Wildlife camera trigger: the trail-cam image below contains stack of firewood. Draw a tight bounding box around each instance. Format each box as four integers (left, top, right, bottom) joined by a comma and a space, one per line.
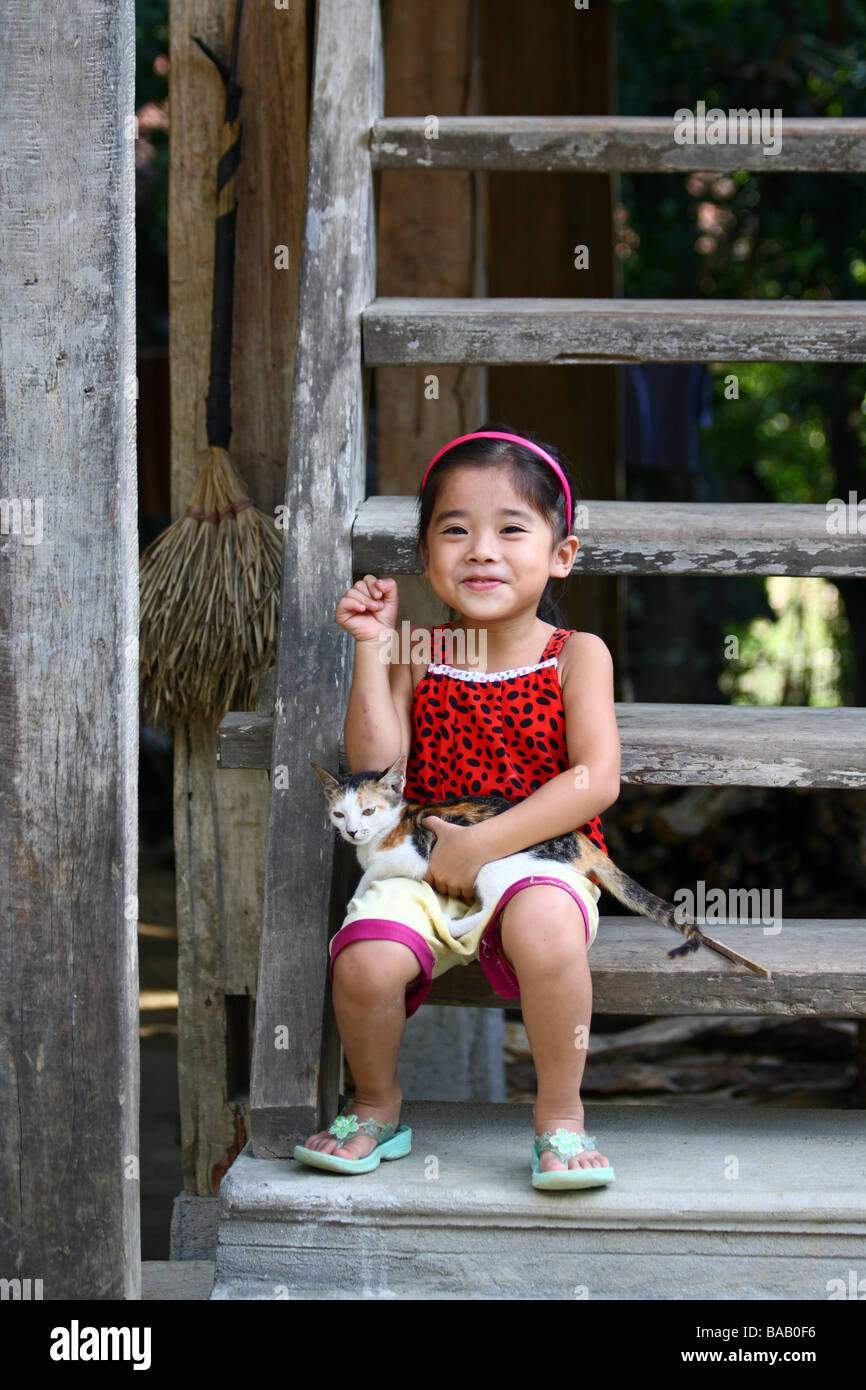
603, 783, 866, 917
505, 1015, 859, 1107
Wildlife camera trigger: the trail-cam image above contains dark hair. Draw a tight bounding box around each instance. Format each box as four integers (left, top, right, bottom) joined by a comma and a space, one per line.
416, 420, 580, 626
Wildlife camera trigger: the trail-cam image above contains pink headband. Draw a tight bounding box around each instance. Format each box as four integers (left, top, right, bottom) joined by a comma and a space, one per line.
420, 431, 572, 531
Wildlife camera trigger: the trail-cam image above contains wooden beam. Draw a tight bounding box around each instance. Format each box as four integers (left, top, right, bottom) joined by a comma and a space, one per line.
614, 704, 866, 788
424, 920, 866, 1013
218, 703, 866, 789
0, 0, 139, 1297
370, 116, 866, 172
352, 496, 866, 577
363, 297, 866, 364
169, 0, 307, 1196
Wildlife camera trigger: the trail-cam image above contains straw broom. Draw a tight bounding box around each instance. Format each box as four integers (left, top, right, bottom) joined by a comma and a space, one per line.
139, 0, 282, 733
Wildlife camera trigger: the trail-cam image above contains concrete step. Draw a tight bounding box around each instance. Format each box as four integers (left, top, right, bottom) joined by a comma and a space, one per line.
141, 1260, 215, 1300
210, 1101, 866, 1300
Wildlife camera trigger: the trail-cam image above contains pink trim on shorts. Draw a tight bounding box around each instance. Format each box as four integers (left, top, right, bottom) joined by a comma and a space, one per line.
479, 876, 591, 1001
329, 919, 436, 1018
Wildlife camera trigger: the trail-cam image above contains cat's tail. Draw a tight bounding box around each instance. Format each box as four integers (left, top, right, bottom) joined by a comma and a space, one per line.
569, 834, 771, 979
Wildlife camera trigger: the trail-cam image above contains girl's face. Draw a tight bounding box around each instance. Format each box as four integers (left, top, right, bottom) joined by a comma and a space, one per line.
418, 464, 578, 621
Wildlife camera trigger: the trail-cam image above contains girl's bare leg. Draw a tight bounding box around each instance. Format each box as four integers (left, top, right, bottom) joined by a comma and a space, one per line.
302, 938, 420, 1160
499, 886, 610, 1173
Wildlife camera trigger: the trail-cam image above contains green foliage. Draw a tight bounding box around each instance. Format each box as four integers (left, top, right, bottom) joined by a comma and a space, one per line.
613, 0, 866, 703
613, 0, 866, 119
704, 362, 843, 503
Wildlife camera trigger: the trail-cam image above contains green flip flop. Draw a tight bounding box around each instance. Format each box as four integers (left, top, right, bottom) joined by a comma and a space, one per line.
531, 1129, 615, 1190
293, 1111, 412, 1174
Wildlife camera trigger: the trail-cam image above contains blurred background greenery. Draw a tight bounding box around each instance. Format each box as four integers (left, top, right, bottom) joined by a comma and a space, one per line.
613, 0, 866, 707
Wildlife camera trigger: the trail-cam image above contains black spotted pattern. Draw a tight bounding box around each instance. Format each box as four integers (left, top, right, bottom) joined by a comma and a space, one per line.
404, 623, 608, 877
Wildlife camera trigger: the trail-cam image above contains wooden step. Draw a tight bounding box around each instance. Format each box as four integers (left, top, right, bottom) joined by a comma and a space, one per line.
354, 496, 866, 577
363, 296, 866, 364
615, 704, 865, 788
217, 702, 866, 788
370, 115, 866, 172
427, 919, 866, 1014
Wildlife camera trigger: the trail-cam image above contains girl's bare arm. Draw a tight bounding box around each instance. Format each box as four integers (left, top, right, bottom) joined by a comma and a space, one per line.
343, 638, 407, 772
336, 574, 409, 772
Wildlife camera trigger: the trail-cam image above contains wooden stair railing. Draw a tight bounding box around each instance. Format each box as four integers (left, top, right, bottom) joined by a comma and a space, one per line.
216, 0, 866, 1157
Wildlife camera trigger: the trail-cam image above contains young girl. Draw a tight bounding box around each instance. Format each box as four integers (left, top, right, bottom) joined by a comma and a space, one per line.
294, 424, 621, 1189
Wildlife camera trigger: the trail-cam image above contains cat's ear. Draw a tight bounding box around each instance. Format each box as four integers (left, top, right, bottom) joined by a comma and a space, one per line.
377, 751, 407, 796
310, 761, 343, 798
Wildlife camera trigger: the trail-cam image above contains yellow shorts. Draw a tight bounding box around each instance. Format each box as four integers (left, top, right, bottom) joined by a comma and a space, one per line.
328, 866, 600, 1017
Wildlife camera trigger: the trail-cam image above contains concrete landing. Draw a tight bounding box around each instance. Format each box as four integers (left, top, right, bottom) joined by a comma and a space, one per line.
210, 1102, 866, 1300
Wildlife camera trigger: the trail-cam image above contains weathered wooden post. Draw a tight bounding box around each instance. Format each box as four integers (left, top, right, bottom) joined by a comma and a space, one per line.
168, 0, 307, 1238
0, 0, 139, 1297
249, 0, 383, 1153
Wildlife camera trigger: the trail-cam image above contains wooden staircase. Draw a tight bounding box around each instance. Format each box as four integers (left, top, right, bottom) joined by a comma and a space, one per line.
212, 0, 866, 1298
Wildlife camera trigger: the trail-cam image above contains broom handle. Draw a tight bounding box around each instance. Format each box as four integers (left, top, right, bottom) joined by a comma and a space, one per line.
191, 0, 245, 450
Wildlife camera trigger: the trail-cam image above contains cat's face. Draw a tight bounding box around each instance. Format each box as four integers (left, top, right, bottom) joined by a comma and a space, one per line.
310, 752, 406, 846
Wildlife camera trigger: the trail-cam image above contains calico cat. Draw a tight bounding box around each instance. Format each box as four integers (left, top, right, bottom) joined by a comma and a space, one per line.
311, 753, 770, 978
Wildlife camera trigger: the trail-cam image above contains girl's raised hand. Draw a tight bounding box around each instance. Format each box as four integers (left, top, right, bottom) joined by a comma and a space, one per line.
335, 574, 399, 645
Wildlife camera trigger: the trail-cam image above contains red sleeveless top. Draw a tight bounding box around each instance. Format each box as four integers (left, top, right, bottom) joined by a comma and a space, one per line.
404, 622, 608, 865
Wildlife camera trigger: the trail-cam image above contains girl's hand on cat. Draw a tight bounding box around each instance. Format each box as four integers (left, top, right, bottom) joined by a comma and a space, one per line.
420, 816, 486, 903
335, 574, 399, 645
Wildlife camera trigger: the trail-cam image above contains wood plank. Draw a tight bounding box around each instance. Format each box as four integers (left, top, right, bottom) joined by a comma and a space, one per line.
249, 0, 382, 1158
363, 297, 866, 364
0, 0, 138, 1298
425, 920, 866, 1014
370, 115, 866, 172
615, 704, 866, 788
218, 703, 866, 788
352, 496, 866, 577
170, 0, 307, 1199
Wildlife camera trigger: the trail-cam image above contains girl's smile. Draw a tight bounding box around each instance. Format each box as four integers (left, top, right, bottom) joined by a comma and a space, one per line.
418, 464, 578, 622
